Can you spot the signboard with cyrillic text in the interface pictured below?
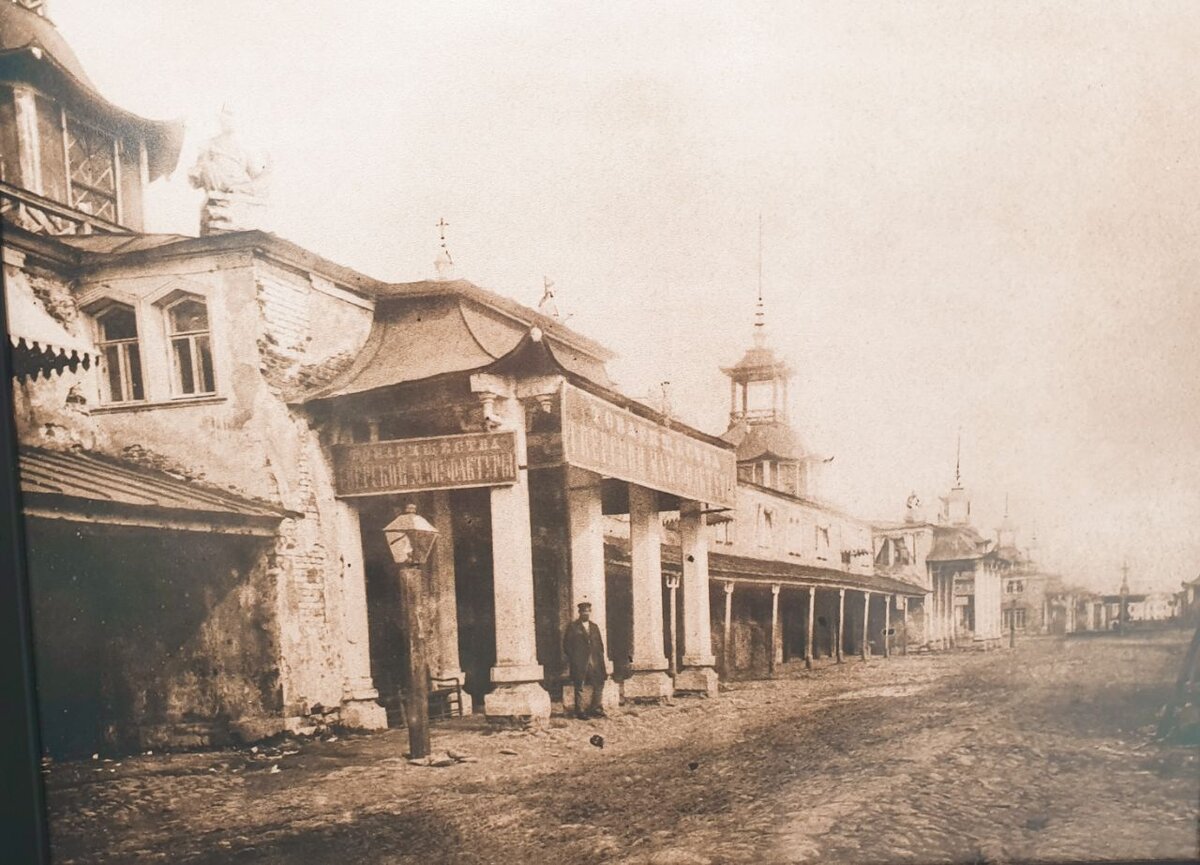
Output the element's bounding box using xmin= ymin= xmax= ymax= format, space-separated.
xmin=561 ymin=384 xmax=736 ymax=508
xmin=332 ymin=432 xmax=517 ymax=497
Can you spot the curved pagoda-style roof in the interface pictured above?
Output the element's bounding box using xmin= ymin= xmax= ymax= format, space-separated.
xmin=720 ymin=340 xmax=792 ymax=380
xmin=0 ymin=3 xmax=183 ymax=180
xmin=927 ymin=524 xmax=994 ymax=563
xmin=303 ymin=278 xmax=615 ymax=401
xmin=721 ymin=419 xmax=812 ymax=463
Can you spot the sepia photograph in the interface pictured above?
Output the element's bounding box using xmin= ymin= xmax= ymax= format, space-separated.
xmin=1 ymin=1 xmax=1197 ymax=863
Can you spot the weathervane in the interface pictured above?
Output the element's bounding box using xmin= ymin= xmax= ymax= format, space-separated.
xmin=437 ymin=217 xmax=453 ymax=264
xmin=434 ymin=217 xmax=455 ymax=280
xmin=753 ymin=213 xmax=766 ymax=343
xmin=954 ymin=427 xmax=962 ymax=486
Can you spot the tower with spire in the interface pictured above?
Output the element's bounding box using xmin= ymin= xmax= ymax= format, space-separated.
xmin=941 ymin=430 xmax=971 ymax=525
xmin=719 ymin=217 xmax=826 ymax=498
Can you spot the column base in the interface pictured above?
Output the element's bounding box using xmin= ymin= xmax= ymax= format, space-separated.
xmin=674 ymin=666 xmax=719 ymax=696
xmin=490 ymin=663 xmax=545 ymax=684
xmin=338 ymin=698 xmax=388 ymax=731
xmin=622 ymin=669 xmax=674 ymax=702
xmin=562 ymin=681 xmax=621 ymax=714
xmin=484 ymin=682 xmax=551 ymax=727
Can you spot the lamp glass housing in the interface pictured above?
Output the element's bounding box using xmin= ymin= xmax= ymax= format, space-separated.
xmin=383 ymin=504 xmax=439 ymax=565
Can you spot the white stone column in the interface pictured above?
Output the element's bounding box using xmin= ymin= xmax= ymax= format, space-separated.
xmin=677 ymin=500 xmax=718 ymax=695
xmin=805 ymin=586 xmax=815 ymax=669
xmin=947 ymin=577 xmax=957 ymax=648
xmin=885 ymin=595 xmax=893 ymax=658
xmin=623 ymin=483 xmax=673 ymax=701
xmin=564 ymin=467 xmax=619 ymax=711
xmin=484 ymin=392 xmax=550 ymax=724
xmin=333 ymin=499 xmax=388 ymax=730
xmin=770 ymin=584 xmax=782 ymax=674
xmin=429 ymin=490 xmax=471 ymax=714
xmin=836 ymin=588 xmax=845 ymax=663
xmin=722 ymin=581 xmax=735 ymax=674
xmin=861 ymin=591 xmax=871 ymax=660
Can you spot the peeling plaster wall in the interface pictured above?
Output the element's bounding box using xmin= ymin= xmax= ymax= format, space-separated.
xmin=5 ymin=257 xmax=108 ymax=452
xmin=9 ymin=242 xmax=377 ymax=745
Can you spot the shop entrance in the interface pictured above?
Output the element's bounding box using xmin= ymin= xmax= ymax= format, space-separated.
xmin=360 ymin=489 xmax=497 ymax=724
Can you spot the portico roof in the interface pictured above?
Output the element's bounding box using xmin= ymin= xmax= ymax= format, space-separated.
xmin=18 ymin=446 xmax=296 ymax=535
xmin=604 ymin=539 xmax=927 ymax=596
xmin=301 ymin=282 xmax=615 ymax=401
xmin=927 ymin=524 xmax=994 ymax=563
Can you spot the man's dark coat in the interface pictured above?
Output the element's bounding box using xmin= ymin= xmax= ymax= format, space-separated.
xmin=563 ymin=619 xmax=607 ymax=683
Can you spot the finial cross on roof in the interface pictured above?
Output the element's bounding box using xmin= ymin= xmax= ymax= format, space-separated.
xmin=436 ymin=217 xmax=453 ymax=265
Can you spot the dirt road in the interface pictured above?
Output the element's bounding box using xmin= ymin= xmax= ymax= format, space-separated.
xmin=44 ymin=631 xmax=1199 ymax=864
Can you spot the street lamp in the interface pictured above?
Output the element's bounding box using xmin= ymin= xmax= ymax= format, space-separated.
xmin=383 ymin=503 xmax=439 ymax=760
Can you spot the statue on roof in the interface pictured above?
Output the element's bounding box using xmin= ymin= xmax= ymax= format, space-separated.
xmin=187 ymin=104 xmax=272 ymax=235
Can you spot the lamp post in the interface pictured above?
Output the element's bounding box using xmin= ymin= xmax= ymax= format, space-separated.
xmin=383 ymin=503 xmax=439 ymax=761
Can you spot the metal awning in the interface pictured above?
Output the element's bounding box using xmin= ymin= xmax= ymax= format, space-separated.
xmin=18 ymin=447 xmax=298 ymax=535
xmin=4 ymin=278 xmax=96 ymax=381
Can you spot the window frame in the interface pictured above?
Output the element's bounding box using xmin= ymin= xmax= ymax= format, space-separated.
xmin=163 ymin=295 xmax=217 ymax=398
xmin=61 ymin=107 xmax=122 ymax=224
xmin=93 ymin=302 xmax=145 ymax=404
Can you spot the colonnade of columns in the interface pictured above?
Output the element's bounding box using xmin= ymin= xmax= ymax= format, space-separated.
xmin=718 ymin=582 xmax=905 ymax=675
xmin=925 ymin=571 xmax=961 ymax=650
xmin=331 ymin=379 xmax=929 ymax=731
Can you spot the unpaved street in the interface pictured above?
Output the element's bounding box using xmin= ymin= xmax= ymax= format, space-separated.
xmin=45 ymin=632 xmax=1199 ymax=864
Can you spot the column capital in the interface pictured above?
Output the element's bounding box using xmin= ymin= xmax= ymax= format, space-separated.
xmin=665 ymin=573 xmax=681 ymax=589
xmin=724 ymin=580 xmax=736 ymax=594
xmin=469 ymin=372 xmax=514 ymax=398
xmin=771 ymin=583 xmax=781 ymax=595
xmin=514 ymin=375 xmax=565 ymax=400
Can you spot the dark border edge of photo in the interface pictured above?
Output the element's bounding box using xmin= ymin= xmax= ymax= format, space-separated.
xmin=0 ymin=231 xmax=52 ymax=865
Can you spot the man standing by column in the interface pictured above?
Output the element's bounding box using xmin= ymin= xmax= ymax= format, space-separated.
xmin=563 ymin=602 xmax=607 ymax=719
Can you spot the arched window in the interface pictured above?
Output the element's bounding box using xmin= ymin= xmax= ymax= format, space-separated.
xmin=95 ymin=304 xmax=143 ymax=403
xmin=165 ymin=296 xmax=215 ymax=395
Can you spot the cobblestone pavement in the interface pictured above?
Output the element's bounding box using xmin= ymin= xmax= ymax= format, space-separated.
xmin=44 ymin=631 xmax=1199 ymax=864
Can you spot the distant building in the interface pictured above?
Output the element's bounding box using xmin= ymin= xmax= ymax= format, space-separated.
xmin=874 ymin=469 xmax=1008 ymax=651
xmin=1177 ymin=575 xmax=1200 ymax=626
xmin=623 ymin=294 xmax=926 ymax=681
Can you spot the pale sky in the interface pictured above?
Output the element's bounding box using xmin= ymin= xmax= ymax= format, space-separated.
xmin=51 ymin=0 xmax=1200 ymax=594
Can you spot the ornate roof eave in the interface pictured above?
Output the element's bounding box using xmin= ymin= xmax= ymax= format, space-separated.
xmin=300 ymin=326 xmax=734 ymax=451
xmin=375 ymin=278 xmax=616 ymax=364
xmin=0 ymin=43 xmax=184 ymax=180
xmin=719 ymin=358 xmax=793 ymax=379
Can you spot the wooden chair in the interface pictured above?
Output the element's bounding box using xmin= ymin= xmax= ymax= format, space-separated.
xmin=428 ymin=673 xmax=464 ymax=720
